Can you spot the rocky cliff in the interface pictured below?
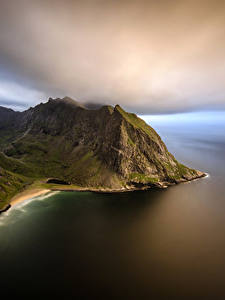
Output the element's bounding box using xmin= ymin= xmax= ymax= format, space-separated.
xmin=0 ymin=97 xmax=205 ymax=205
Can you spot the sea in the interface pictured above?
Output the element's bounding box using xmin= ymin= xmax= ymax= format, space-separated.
xmin=0 ymin=111 xmax=225 ymax=299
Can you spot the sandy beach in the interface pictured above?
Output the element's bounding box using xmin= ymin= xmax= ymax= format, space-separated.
xmin=10 ymin=189 xmax=51 ymax=207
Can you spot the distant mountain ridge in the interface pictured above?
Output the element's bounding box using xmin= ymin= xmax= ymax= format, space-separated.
xmin=0 ymin=97 xmax=205 ymax=210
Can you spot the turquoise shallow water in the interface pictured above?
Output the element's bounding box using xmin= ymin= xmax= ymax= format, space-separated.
xmin=1 ymin=118 xmax=225 ymax=299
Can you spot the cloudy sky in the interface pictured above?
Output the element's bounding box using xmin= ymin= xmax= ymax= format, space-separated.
xmin=0 ymin=0 xmax=225 ymax=114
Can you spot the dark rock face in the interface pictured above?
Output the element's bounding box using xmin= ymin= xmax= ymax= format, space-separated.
xmin=0 ymin=97 xmax=205 ymax=189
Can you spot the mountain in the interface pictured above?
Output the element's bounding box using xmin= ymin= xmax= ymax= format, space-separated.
xmin=0 ymin=97 xmax=205 ymax=210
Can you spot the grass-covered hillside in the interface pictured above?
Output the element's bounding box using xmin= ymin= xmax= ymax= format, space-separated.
xmin=0 ymin=167 xmax=32 ymax=210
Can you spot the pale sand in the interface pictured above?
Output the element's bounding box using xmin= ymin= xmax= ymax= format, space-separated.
xmin=10 ymin=189 xmax=51 ymax=206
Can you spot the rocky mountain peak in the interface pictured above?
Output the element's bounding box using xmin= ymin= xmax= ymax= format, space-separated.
xmin=0 ymin=98 xmax=205 ymax=193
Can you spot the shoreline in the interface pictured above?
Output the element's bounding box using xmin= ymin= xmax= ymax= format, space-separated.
xmin=0 ymin=172 xmax=206 ymax=214
xmin=0 ymin=203 xmax=11 ymax=214
xmin=10 ymin=188 xmax=51 ymax=207
xmin=43 ymin=172 xmax=207 ymax=194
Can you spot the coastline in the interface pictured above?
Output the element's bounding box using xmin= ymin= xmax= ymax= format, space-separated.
xmin=49 ymin=171 xmax=207 ymax=194
xmin=0 ymin=203 xmax=11 ymax=214
xmin=0 ymin=171 xmax=206 ymax=214
xmin=10 ymin=188 xmax=51 ymax=207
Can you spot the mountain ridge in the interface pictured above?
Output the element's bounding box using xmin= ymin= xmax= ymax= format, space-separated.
xmin=0 ymin=97 xmax=205 ymax=210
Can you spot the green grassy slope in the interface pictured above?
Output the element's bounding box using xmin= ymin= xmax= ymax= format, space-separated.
xmin=0 ymin=167 xmax=32 ymax=210
xmin=114 ymin=105 xmax=164 ymax=144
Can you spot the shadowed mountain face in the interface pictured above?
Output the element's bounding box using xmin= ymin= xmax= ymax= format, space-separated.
xmin=0 ymin=97 xmax=204 ymax=207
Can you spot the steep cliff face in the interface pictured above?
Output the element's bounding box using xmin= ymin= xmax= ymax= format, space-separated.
xmin=0 ymin=97 xmax=204 ymax=191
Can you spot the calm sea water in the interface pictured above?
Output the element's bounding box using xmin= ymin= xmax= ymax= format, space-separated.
xmin=1 ymin=113 xmax=225 ymax=299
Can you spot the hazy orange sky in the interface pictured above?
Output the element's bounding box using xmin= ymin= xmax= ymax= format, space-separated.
xmin=0 ymin=0 xmax=225 ymax=113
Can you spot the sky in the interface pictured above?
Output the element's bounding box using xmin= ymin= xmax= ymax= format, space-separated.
xmin=0 ymin=0 xmax=225 ymax=114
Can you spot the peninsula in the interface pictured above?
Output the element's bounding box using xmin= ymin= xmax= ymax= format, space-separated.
xmin=0 ymin=97 xmax=205 ymax=211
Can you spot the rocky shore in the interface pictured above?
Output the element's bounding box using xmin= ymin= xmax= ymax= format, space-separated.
xmin=0 ymin=171 xmax=206 ymax=215
xmin=50 ymin=171 xmax=206 ymax=193
xmin=0 ymin=203 xmax=11 ymax=214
